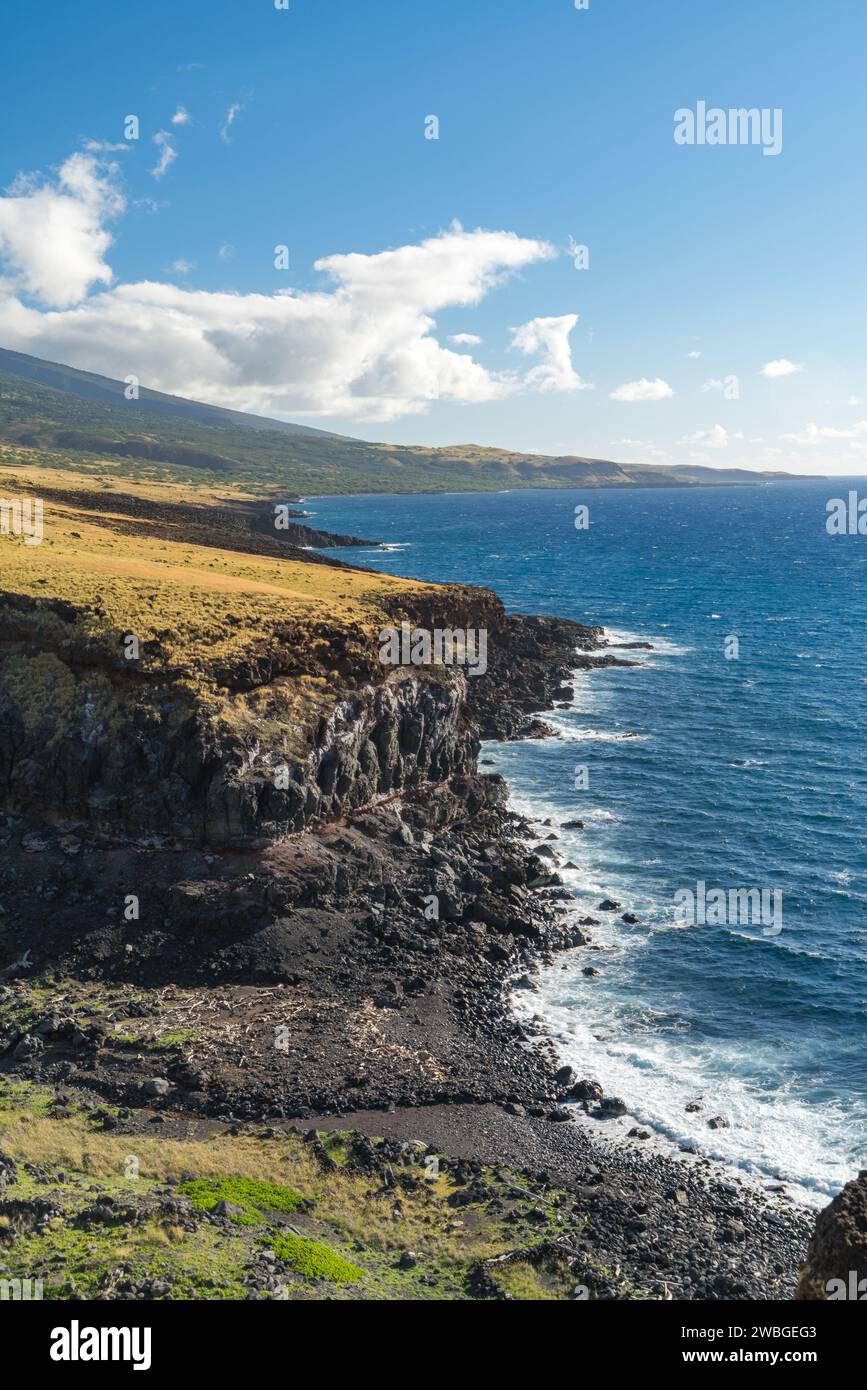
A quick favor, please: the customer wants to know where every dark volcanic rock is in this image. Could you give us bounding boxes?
[566,1079,604,1104]
[598,1097,629,1118]
[796,1171,867,1300]
[0,577,812,1302]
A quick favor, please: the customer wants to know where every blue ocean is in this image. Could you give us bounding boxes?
[313,482,867,1206]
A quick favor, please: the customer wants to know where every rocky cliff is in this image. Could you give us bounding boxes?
[0,583,603,847]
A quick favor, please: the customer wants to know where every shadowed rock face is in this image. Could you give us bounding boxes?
[0,653,475,847]
[0,580,604,847]
[796,1171,867,1299]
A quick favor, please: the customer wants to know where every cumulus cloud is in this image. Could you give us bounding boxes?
[171,106,191,126]
[684,424,739,449]
[760,358,803,378]
[0,153,123,308]
[610,377,673,403]
[150,131,177,180]
[449,332,481,346]
[0,189,569,420]
[511,314,593,393]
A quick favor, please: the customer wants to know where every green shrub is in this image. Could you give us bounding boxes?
[179,1176,305,1226]
[272,1233,363,1284]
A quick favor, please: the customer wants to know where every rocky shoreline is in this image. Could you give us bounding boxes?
[0,595,820,1298]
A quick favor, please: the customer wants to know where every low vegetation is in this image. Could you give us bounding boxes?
[0,1078,612,1300]
[0,359,792,496]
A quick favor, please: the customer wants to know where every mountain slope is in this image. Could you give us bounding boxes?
[0,347,343,440]
[0,348,810,495]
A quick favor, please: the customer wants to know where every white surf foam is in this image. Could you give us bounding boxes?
[513,977,854,1208]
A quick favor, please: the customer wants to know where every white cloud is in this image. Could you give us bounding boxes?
[610,377,673,402]
[171,106,191,126]
[217,243,234,260]
[614,437,670,459]
[684,424,739,449]
[760,358,803,378]
[0,153,123,308]
[150,131,177,180]
[781,420,867,445]
[448,332,481,346]
[511,314,593,393]
[0,195,569,420]
[171,258,195,273]
[83,139,130,154]
[220,103,243,144]
[134,196,167,215]
[687,350,703,358]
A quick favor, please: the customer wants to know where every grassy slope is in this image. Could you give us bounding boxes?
[0,453,448,772]
[0,457,432,674]
[0,364,798,496]
[0,1077,623,1301]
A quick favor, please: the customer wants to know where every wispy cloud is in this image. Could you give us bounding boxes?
[220,102,243,144]
[171,106,191,126]
[83,139,130,154]
[150,131,177,180]
[781,420,867,445]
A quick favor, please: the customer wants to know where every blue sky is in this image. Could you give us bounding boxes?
[1,0,866,473]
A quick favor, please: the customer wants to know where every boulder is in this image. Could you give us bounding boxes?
[12,1033,43,1062]
[796,1171,867,1300]
[213,1200,246,1221]
[598,1096,628,1118]
[566,1079,604,1104]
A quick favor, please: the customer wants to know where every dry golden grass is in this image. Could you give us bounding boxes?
[0,457,434,681]
[0,1100,496,1261]
[0,454,259,506]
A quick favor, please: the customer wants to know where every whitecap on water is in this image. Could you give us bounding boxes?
[543,717,648,743]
